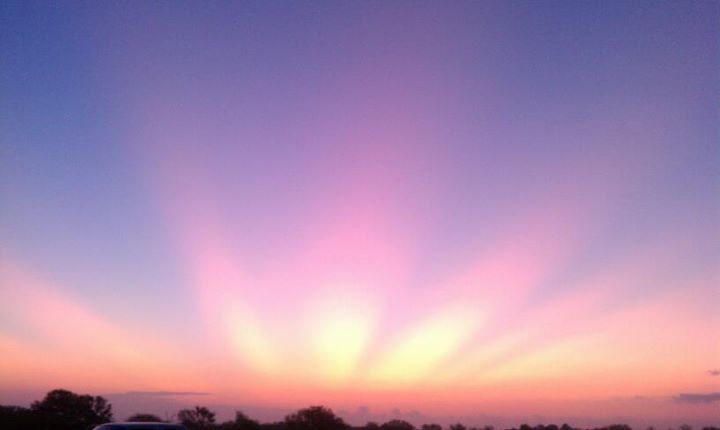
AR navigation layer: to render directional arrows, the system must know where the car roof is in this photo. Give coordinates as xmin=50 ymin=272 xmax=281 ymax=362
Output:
xmin=93 ymin=424 xmax=186 ymax=430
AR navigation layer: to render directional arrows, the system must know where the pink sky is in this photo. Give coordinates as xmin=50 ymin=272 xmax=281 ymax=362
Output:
xmin=1 ymin=1 xmax=718 ymax=427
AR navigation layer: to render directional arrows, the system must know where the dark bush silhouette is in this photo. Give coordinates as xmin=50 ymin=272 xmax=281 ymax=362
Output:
xmin=179 ymin=406 xmax=217 ymax=430
xmin=127 ymin=413 xmax=165 ymax=422
xmin=593 ymin=426 xmax=632 ymax=430
xmin=218 ymin=411 xmax=262 ymax=430
xmin=0 ymin=390 xmax=687 ymax=430
xmin=284 ymin=406 xmax=348 ymax=430
xmin=261 ymin=421 xmax=289 ymax=430
xmin=381 ymin=419 xmax=415 ymax=430
xmin=0 ymin=405 xmax=45 ymax=430
xmin=30 ymin=388 xmax=112 ymax=430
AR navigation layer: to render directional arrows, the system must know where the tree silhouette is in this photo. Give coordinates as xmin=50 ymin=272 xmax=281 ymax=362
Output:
xmin=0 ymin=391 xmax=661 ymax=430
xmin=127 ymin=413 xmax=164 ymax=422
xmin=596 ymin=425 xmax=631 ymax=430
xmin=0 ymin=405 xmax=43 ymax=430
xmin=219 ymin=411 xmax=262 ymax=430
xmin=260 ymin=421 xmax=289 ymax=430
xmin=30 ymin=388 xmax=112 ymax=430
xmin=381 ymin=420 xmax=415 ymax=430
xmin=178 ymin=406 xmax=216 ymax=430
xmin=284 ymin=406 xmax=348 ymax=430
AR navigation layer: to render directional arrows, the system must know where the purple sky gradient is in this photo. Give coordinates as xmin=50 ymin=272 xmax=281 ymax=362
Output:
xmin=1 ymin=1 xmax=718 ymax=427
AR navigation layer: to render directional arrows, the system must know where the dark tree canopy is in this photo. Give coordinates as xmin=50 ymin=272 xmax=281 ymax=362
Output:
xmin=284 ymin=406 xmax=348 ymax=430
xmin=218 ymin=411 xmax=261 ymax=430
xmin=30 ymin=388 xmax=112 ymax=430
xmin=2 ymin=392 xmax=710 ymax=430
xmin=179 ymin=406 xmax=217 ymax=430
xmin=364 ymin=422 xmax=381 ymax=430
xmin=127 ymin=413 xmax=165 ymax=422
xmin=0 ymin=405 xmax=43 ymax=430
xmin=381 ymin=419 xmax=416 ymax=430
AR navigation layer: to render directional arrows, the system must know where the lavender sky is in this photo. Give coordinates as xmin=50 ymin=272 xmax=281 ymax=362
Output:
xmin=1 ymin=1 xmax=718 ymax=427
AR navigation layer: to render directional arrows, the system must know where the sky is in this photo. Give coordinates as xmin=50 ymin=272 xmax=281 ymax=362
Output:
xmin=0 ymin=0 xmax=719 ymax=427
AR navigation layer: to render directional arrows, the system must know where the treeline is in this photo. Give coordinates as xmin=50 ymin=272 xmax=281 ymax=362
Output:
xmin=0 ymin=389 xmax=717 ymax=430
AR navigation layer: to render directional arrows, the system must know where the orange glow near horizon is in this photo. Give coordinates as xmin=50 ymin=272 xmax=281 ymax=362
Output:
xmin=1 ymin=2 xmax=718 ymax=427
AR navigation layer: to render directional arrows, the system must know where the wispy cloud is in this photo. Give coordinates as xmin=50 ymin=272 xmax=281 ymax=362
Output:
xmin=673 ymin=392 xmax=720 ymax=404
xmin=708 ymin=369 xmax=720 ymax=376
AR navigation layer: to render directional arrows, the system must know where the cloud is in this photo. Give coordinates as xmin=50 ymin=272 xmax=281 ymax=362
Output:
xmin=673 ymin=392 xmax=720 ymax=404
xmin=708 ymin=369 xmax=720 ymax=376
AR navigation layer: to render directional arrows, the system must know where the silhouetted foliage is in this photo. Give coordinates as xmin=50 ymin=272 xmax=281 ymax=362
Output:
xmin=363 ymin=422 xmax=381 ymax=430
xmin=0 ymin=405 xmax=45 ymax=430
xmin=284 ymin=406 xmax=348 ymax=430
xmin=0 ymin=390 xmax=699 ymax=430
xmin=261 ymin=421 xmax=289 ymax=430
xmin=127 ymin=413 xmax=165 ymax=422
xmin=179 ymin=406 xmax=216 ymax=430
xmin=381 ymin=419 xmax=415 ymax=430
xmin=218 ymin=411 xmax=262 ymax=430
xmin=593 ymin=425 xmax=632 ymax=430
xmin=511 ymin=425 xmax=630 ymax=430
xmin=29 ymin=388 xmax=112 ymax=430
xmin=510 ymin=425 xmax=579 ymax=430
